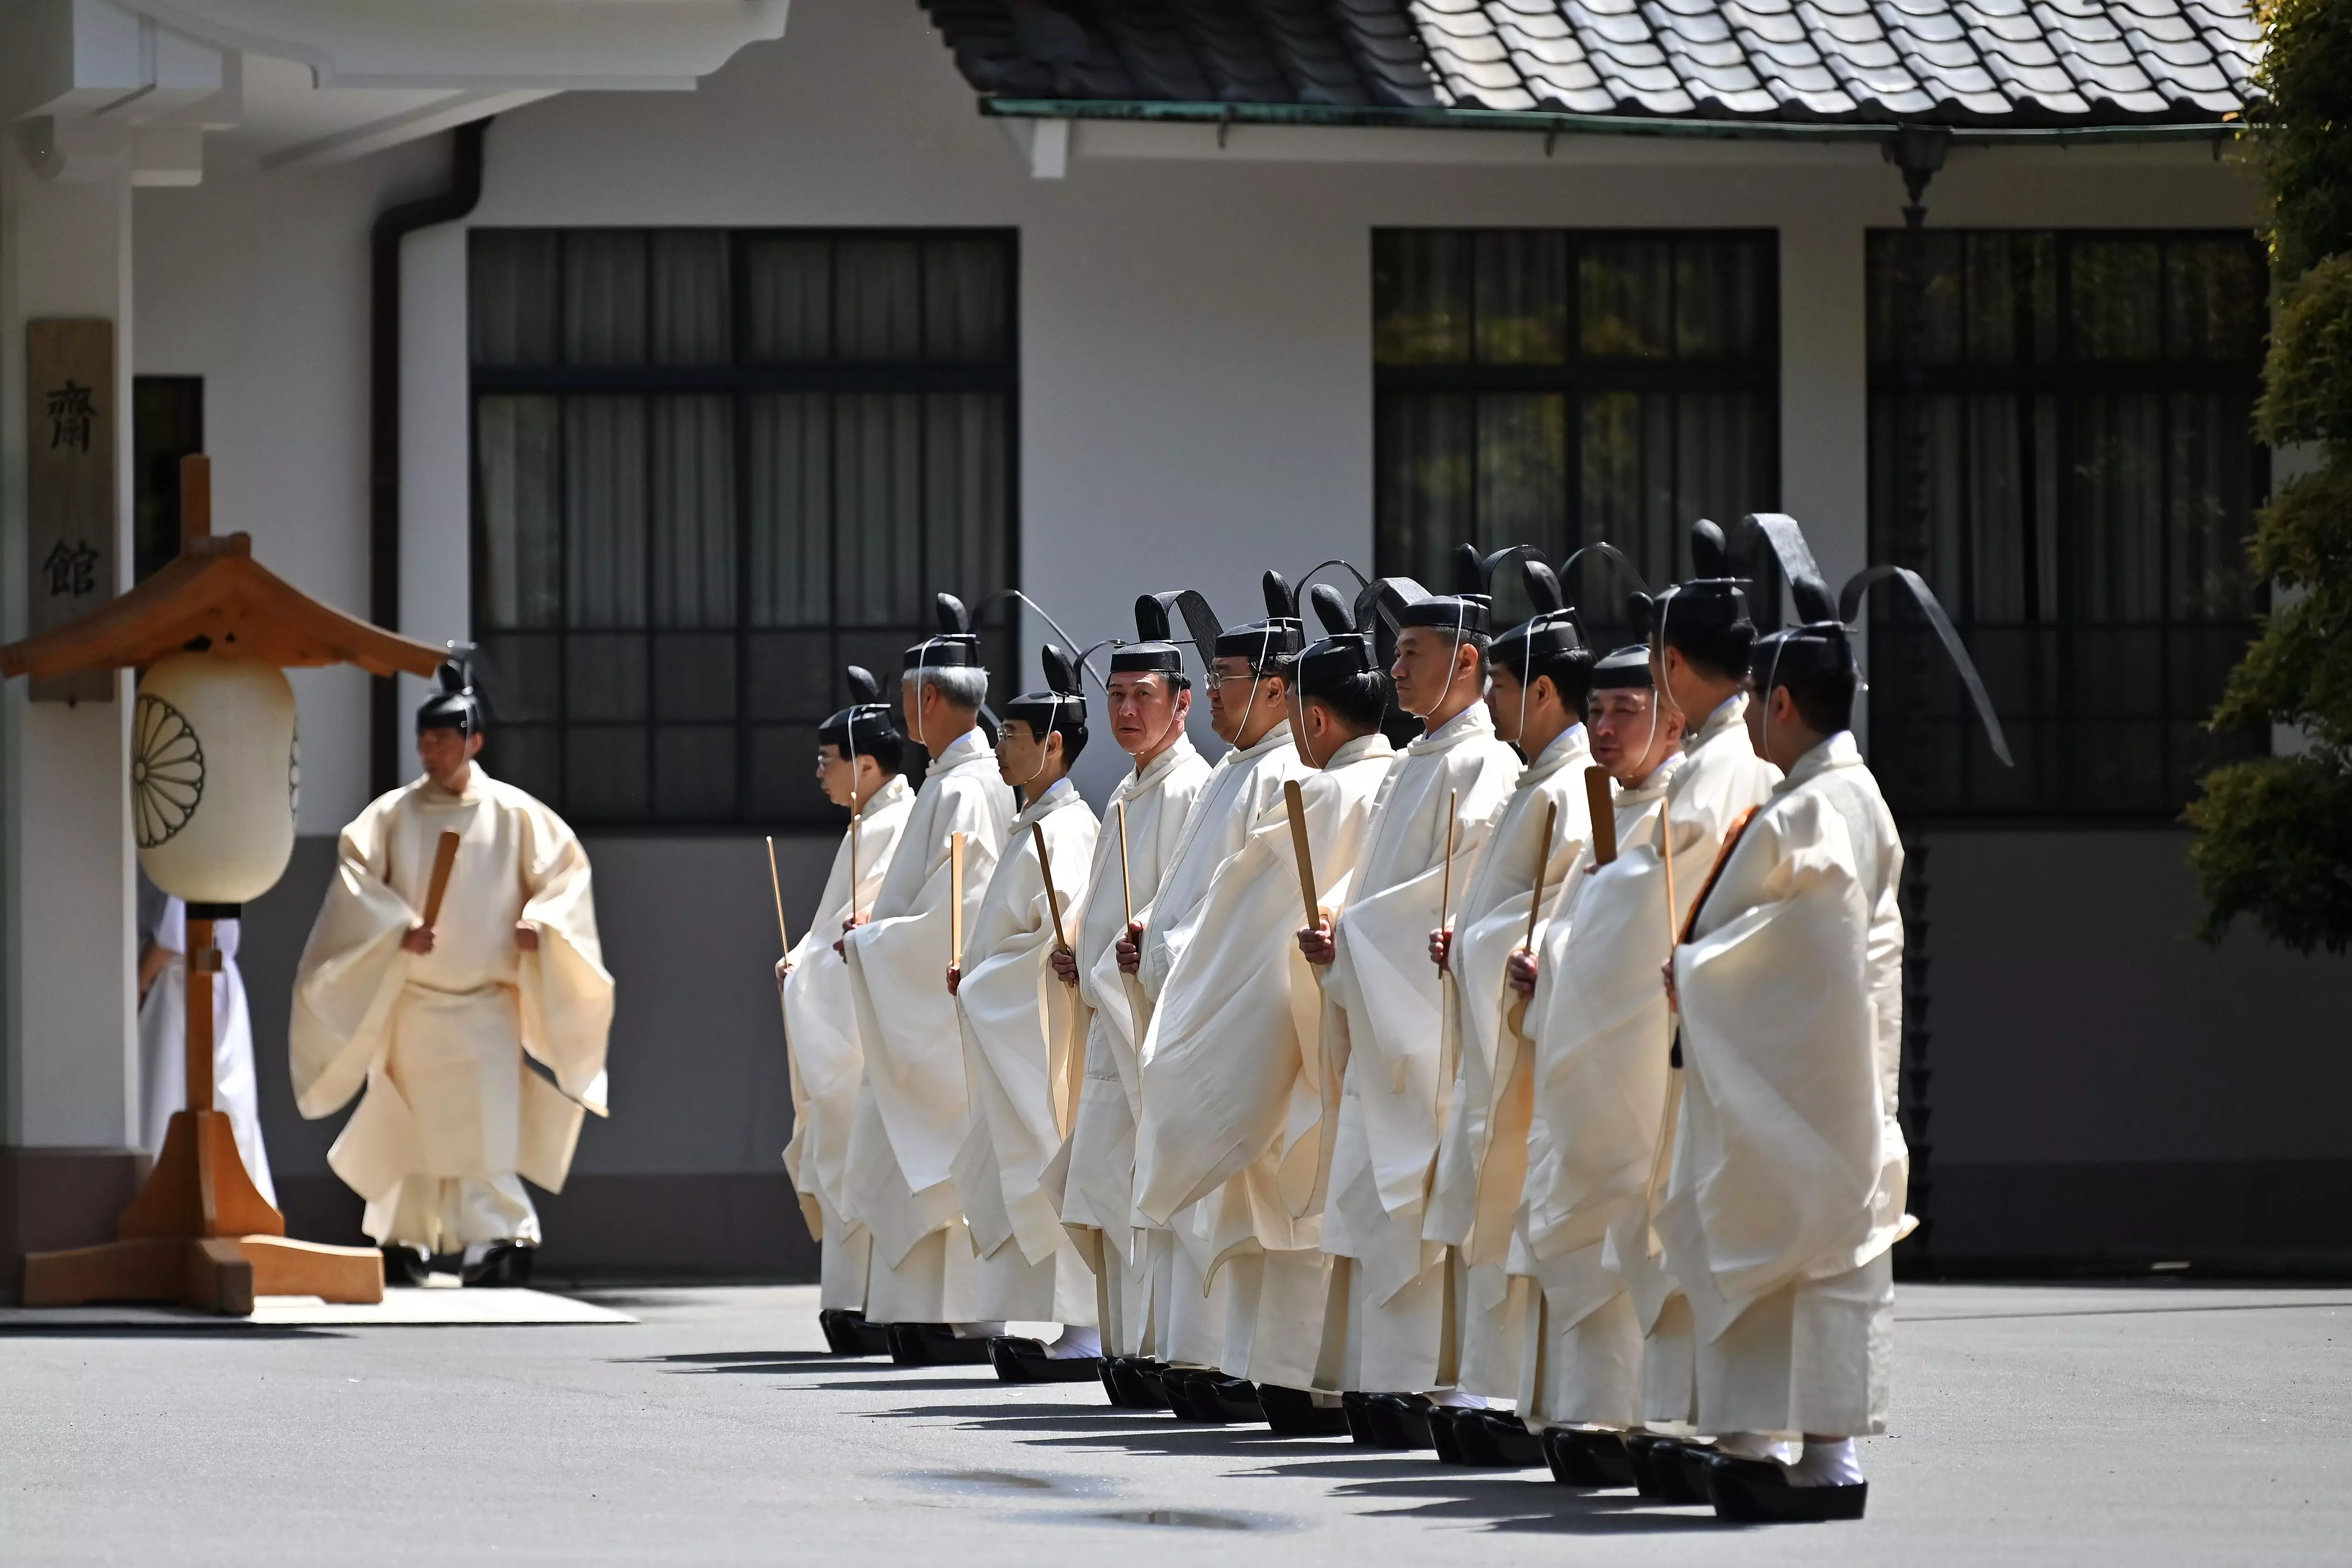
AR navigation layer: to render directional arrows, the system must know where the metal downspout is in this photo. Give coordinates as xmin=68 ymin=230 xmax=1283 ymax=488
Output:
xmin=369 ymin=118 xmax=489 ymax=796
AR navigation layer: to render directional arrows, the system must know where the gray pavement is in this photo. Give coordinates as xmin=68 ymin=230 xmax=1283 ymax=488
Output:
xmin=2 ymin=1281 xmax=2347 ymax=1565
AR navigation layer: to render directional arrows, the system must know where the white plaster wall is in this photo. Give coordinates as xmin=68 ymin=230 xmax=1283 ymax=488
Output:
xmin=0 ymin=137 xmax=138 ymax=1146
xmin=133 ymin=137 xmax=448 ymax=833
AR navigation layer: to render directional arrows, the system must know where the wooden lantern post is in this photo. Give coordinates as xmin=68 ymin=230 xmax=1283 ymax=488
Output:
xmin=1 ymin=456 xmax=448 ymax=1314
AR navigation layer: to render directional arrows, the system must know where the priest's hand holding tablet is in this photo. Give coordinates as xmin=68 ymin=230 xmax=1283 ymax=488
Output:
xmin=1427 ymin=925 xmax=1453 ymax=972
xmin=400 ymin=924 xmax=436 ymax=955
xmin=1115 ymin=919 xmax=1144 ymax=975
xmin=946 ymin=965 xmax=961 ymax=996
xmin=1049 ymin=947 xmax=1078 ymax=985
xmin=515 ymin=923 xmax=539 ymax=952
xmin=1506 ymin=950 xmax=1538 ymax=996
xmin=1297 ymin=915 xmax=1336 ymax=967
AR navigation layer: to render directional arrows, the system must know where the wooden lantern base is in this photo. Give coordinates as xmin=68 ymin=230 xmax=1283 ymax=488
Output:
xmin=21 ymin=1109 xmax=382 ymax=1313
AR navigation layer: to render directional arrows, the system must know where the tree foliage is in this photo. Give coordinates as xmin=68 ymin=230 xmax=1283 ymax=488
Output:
xmin=2186 ymin=0 xmax=2352 ymax=952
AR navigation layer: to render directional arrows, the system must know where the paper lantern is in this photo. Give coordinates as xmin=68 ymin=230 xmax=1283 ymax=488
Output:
xmin=133 ymin=650 xmax=298 ymax=905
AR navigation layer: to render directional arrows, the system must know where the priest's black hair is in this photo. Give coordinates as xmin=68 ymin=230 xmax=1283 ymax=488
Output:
xmin=1761 ymin=657 xmax=1857 ymax=737
xmin=1648 ymin=518 xmax=1757 ymax=681
xmin=1004 ymin=643 xmax=1090 ymax=767
xmin=1300 ymin=666 xmax=1389 ymax=732
xmin=820 ymin=664 xmax=904 ymax=774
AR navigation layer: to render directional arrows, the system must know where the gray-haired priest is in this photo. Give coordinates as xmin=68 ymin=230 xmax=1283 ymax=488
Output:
xmin=840 ymin=595 xmax=1014 ymax=1359
xmin=291 ymin=648 xmax=613 ymax=1289
xmin=780 ymin=668 xmax=916 ymax=1356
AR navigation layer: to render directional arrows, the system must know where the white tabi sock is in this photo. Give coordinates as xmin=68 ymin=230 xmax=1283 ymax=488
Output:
xmin=1714 ymin=1430 xmax=1800 ymax=1466
xmin=1046 ymin=1325 xmax=1102 ymax=1360
xmin=1787 ymin=1438 xmax=1863 ymax=1488
xmin=950 ymin=1321 xmax=1009 ymax=1339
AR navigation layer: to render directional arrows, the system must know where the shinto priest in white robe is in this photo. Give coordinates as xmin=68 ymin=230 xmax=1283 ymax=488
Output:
xmin=1317 ymin=699 xmax=1518 ymax=1395
xmin=1131 ymin=729 xmax=1393 ymax=1389
xmin=292 ymin=766 xmax=612 ymax=1253
xmin=1510 ymin=747 xmax=1689 ymax=1431
xmin=841 ymin=724 xmax=1013 ymax=1324
xmin=1658 ymin=729 xmax=1906 ymax=1441
xmin=1616 ymin=690 xmax=1780 ymax=1425
xmin=952 ymin=775 xmax=1100 ymax=1323
xmin=1422 ymin=719 xmax=1594 ymax=1403
xmin=1132 ymin=717 xmax=1306 ymax=1368
xmin=1048 ymin=729 xmax=1208 ymax=1358
xmin=783 ymin=773 xmax=914 ymax=1311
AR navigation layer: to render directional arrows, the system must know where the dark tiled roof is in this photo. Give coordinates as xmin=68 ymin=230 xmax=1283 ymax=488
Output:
xmin=920 ymin=0 xmax=2257 ymax=127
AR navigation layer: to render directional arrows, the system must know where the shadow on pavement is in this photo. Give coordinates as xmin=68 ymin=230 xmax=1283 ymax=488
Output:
xmin=1332 ymin=1474 xmax=1741 ymax=1535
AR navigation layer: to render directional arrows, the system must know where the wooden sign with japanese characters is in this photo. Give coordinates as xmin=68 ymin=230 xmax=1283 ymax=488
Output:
xmin=26 ymin=319 xmax=116 ymax=703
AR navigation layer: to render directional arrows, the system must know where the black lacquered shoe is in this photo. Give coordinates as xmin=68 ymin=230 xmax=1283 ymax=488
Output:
xmin=1204 ymin=1376 xmax=1265 ymax=1424
xmin=1100 ymin=1356 xmax=1169 ymax=1409
xmin=381 ymin=1245 xmax=429 ymax=1288
xmin=1340 ymin=1390 xmax=1379 ymax=1445
xmin=1258 ymin=1384 xmax=1350 ymax=1436
xmin=460 ymin=1240 xmax=533 ymax=1288
xmin=1702 ymin=1452 xmax=1868 ymax=1522
xmin=885 ymin=1322 xmax=994 ymax=1366
xmin=988 ymin=1336 xmax=1101 ymax=1383
xmin=1543 ymin=1428 xmax=1637 ymax=1488
xmin=819 ymin=1308 xmax=888 ymax=1356
xmin=1361 ymin=1392 xmax=1436 ymax=1450
xmin=1428 ymin=1406 xmax=1475 ymax=1464
xmin=1159 ymin=1367 xmax=1217 ymax=1421
xmin=1473 ymin=1411 xmax=1545 ymax=1467
xmin=1628 ymin=1437 xmax=1713 ymax=1505
xmin=1623 ymin=1433 xmax=1682 ymax=1498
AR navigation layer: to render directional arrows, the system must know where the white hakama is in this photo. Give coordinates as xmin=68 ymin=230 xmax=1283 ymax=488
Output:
xmin=1132 ymin=732 xmax=1393 ymax=1388
xmin=841 ymin=727 xmax=1014 ymax=1324
xmin=1317 ymin=703 xmax=1519 ymax=1395
xmin=1049 ymin=737 xmax=1210 ymax=1359
xmin=952 ymin=778 xmax=1100 ymax=1323
xmin=1423 ymin=724 xmax=1594 ymax=1403
xmin=1660 ymin=731 xmax=1906 ymax=1441
xmin=782 ymin=774 xmax=914 ymax=1310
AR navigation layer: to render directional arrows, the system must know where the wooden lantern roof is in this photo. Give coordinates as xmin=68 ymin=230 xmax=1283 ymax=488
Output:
xmin=0 ymin=457 xmax=443 ymax=681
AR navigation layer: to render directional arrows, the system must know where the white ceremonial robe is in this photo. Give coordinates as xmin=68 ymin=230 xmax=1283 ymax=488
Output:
xmin=782 ymin=774 xmax=914 ymax=1311
xmin=1049 ymin=735 xmax=1210 ymax=1358
xmin=841 ymin=727 xmax=1015 ymax=1324
xmin=1612 ymin=693 xmax=1782 ymax=1425
xmin=1131 ymin=732 xmax=1394 ymax=1389
xmin=1423 ymin=724 xmax=1595 ymax=1402
xmin=292 ymin=767 xmax=612 ymax=1254
xmin=951 ymin=778 xmax=1100 ymax=1323
xmin=140 ymin=898 xmax=277 ymax=1210
xmin=1659 ymin=731 xmax=1907 ymax=1441
xmin=1133 ymin=722 xmax=1307 ymax=1368
xmin=1317 ymin=702 xmax=1520 ymax=1395
xmin=1508 ymin=757 xmax=1689 ymax=1430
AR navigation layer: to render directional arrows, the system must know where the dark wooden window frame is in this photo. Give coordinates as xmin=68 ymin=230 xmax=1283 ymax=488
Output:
xmin=467 ymin=226 xmax=1021 ymax=831
xmin=1865 ymin=226 xmax=2270 ymax=825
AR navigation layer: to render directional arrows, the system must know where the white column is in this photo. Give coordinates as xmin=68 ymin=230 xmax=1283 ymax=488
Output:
xmin=398 ymin=220 xmax=470 ymax=726
xmin=1777 ymin=204 xmax=1872 ymax=740
xmin=0 ymin=129 xmax=138 ymax=1148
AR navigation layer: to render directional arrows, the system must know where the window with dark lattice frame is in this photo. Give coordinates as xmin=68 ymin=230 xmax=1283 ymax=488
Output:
xmin=1866 ymin=229 xmax=2270 ymax=822
xmin=467 ymin=228 xmax=1019 ymax=828
xmin=1372 ymin=228 xmax=1783 ymax=648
